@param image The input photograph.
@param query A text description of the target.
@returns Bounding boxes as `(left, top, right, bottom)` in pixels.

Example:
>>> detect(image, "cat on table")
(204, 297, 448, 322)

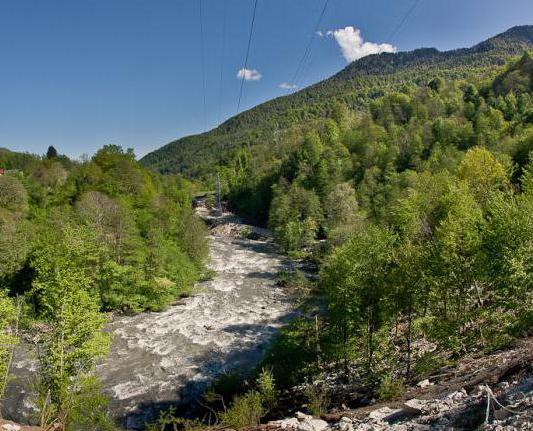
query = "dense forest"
(143, 50, 533, 429)
(141, 26, 533, 180)
(0, 145, 208, 429)
(229, 50, 533, 399)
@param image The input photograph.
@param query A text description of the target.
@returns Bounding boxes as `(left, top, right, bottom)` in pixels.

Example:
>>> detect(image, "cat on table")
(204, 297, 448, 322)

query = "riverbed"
(5, 211, 295, 429)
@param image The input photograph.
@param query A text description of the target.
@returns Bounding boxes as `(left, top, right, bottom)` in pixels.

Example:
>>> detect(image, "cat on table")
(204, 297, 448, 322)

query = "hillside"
(140, 25, 533, 178)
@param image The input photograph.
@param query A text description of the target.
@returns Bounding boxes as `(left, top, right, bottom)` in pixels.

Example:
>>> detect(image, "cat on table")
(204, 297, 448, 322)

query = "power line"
(217, 0, 228, 125)
(287, 0, 331, 92)
(199, 0, 208, 130)
(237, 0, 259, 114)
(386, 0, 422, 44)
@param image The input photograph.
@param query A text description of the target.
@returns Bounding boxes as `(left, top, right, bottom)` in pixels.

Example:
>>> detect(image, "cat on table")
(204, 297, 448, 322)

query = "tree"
(0, 210, 31, 281)
(0, 175, 28, 213)
(323, 182, 361, 245)
(31, 225, 110, 429)
(430, 183, 484, 350)
(46, 146, 58, 159)
(321, 226, 396, 370)
(458, 146, 509, 204)
(428, 77, 444, 92)
(0, 292, 19, 402)
(269, 183, 323, 253)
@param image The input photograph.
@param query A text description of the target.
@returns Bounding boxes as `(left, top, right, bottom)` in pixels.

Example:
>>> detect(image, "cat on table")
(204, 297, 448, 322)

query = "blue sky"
(1, 0, 533, 159)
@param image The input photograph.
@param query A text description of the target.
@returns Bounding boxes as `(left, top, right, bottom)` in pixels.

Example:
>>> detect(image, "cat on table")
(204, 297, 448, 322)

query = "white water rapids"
(5, 210, 296, 429)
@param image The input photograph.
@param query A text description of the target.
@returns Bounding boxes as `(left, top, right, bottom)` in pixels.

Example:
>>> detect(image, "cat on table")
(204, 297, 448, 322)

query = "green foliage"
(0, 175, 28, 212)
(376, 374, 405, 401)
(321, 226, 396, 369)
(147, 411, 204, 431)
(31, 225, 111, 426)
(305, 384, 329, 416)
(61, 376, 115, 431)
(184, 46, 533, 391)
(0, 145, 208, 314)
(141, 27, 533, 179)
(269, 183, 322, 253)
(0, 293, 18, 400)
(256, 367, 277, 412)
(221, 390, 264, 430)
(0, 144, 209, 428)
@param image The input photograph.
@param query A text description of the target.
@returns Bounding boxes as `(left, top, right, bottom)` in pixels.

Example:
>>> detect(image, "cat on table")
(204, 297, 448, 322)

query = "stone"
(447, 390, 467, 402)
(2, 425, 21, 431)
(402, 399, 425, 416)
(417, 379, 432, 388)
(296, 411, 312, 421)
(339, 423, 353, 431)
(296, 419, 329, 431)
(368, 407, 403, 422)
(269, 418, 299, 429)
(493, 407, 513, 421)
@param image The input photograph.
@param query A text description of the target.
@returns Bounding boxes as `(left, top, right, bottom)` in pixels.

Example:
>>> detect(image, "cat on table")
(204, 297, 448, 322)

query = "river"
(4, 208, 295, 429)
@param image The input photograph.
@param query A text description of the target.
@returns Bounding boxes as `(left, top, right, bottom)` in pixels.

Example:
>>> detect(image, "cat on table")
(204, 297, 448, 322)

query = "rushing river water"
(4, 211, 295, 429)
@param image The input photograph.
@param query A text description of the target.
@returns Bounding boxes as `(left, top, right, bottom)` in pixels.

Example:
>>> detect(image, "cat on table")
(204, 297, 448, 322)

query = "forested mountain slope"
(140, 25, 533, 178)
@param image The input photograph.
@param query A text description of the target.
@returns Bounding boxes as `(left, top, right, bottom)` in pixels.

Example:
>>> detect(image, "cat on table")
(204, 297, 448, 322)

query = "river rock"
(368, 406, 402, 422)
(416, 379, 431, 388)
(402, 399, 425, 416)
(296, 418, 329, 431)
(269, 418, 299, 429)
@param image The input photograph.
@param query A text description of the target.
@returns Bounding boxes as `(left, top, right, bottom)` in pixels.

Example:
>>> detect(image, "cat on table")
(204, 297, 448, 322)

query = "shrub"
(221, 390, 264, 430)
(376, 374, 404, 401)
(257, 367, 277, 412)
(413, 352, 449, 379)
(305, 384, 328, 416)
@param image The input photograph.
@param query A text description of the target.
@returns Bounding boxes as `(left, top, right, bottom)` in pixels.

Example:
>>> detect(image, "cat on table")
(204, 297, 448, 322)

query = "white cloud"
(316, 31, 324, 37)
(328, 26, 396, 63)
(279, 82, 297, 90)
(236, 68, 262, 81)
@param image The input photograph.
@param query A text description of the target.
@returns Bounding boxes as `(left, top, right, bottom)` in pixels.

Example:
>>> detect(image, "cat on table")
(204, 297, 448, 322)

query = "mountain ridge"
(140, 25, 533, 177)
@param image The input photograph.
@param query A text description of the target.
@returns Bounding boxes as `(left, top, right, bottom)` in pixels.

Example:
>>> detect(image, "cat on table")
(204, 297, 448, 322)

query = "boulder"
(416, 379, 432, 388)
(296, 418, 329, 431)
(269, 418, 299, 429)
(296, 412, 312, 421)
(367, 407, 402, 422)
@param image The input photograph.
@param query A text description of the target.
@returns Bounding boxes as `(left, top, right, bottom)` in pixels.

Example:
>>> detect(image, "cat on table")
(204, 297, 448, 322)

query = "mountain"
(140, 25, 533, 178)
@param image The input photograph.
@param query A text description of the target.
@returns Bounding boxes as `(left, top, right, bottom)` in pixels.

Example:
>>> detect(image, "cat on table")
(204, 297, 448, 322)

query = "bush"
(257, 367, 277, 412)
(413, 352, 449, 379)
(305, 384, 328, 416)
(376, 374, 404, 401)
(221, 390, 264, 430)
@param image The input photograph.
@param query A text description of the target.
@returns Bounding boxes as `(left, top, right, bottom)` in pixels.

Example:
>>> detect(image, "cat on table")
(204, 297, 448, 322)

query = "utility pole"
(216, 172, 222, 214)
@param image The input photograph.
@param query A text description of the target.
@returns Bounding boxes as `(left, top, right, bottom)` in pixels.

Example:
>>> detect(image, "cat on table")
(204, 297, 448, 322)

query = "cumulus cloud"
(279, 82, 297, 90)
(328, 26, 396, 63)
(236, 68, 262, 81)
